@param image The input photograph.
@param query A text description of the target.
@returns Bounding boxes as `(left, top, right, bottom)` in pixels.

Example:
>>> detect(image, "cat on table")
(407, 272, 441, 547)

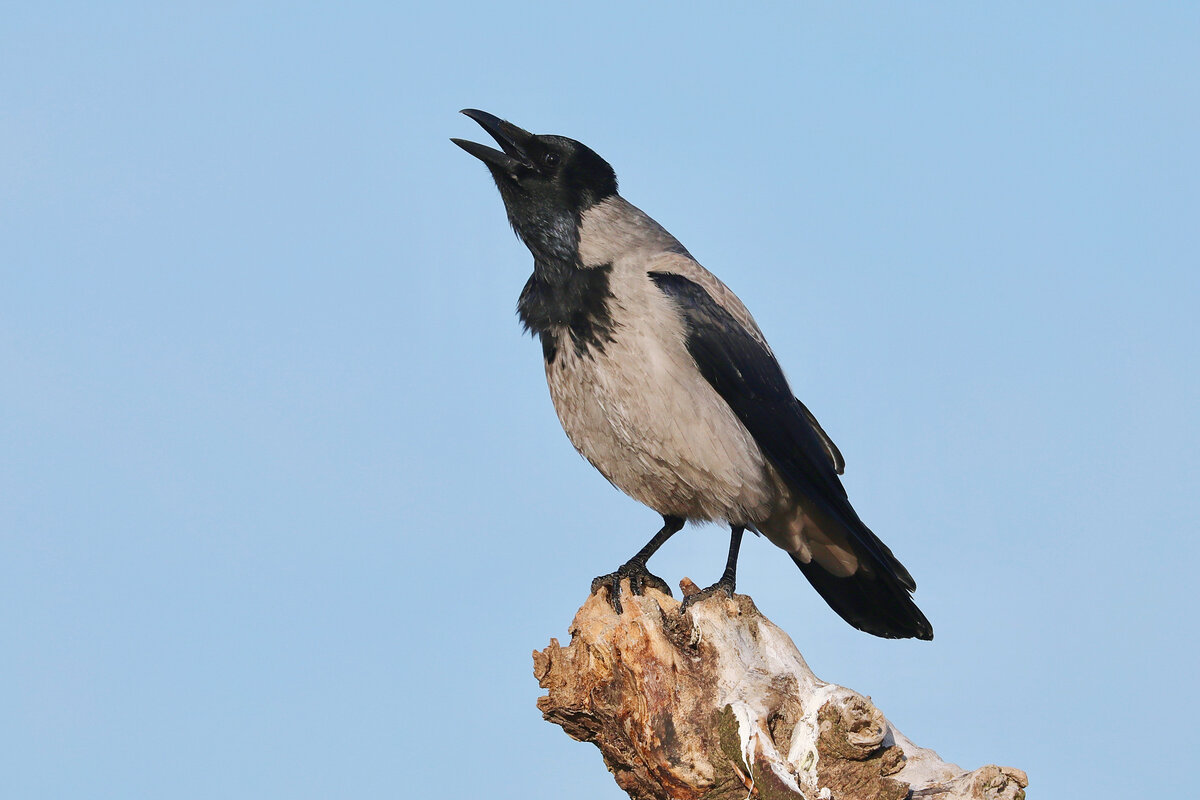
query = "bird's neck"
(508, 205, 580, 269)
(517, 259, 617, 362)
(577, 196, 689, 266)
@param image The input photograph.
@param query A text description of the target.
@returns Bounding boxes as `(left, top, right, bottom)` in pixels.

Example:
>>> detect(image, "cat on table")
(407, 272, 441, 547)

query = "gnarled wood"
(534, 580, 1026, 800)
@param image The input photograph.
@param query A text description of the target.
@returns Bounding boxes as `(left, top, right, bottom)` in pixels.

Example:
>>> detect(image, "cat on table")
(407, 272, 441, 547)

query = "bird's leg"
(681, 526, 745, 613)
(591, 515, 685, 613)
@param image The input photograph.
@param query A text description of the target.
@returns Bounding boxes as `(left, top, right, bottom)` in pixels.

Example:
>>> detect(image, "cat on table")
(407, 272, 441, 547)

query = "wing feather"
(648, 270, 916, 589)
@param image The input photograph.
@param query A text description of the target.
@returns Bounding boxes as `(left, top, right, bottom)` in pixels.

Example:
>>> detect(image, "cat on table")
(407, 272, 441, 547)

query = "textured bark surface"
(534, 579, 1026, 800)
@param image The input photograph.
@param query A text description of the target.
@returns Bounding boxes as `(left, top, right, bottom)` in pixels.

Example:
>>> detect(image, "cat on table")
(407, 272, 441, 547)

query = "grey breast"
(543, 197, 779, 524)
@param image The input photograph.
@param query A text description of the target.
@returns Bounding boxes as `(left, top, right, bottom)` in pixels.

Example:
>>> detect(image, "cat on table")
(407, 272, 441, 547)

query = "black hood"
(453, 109, 617, 264)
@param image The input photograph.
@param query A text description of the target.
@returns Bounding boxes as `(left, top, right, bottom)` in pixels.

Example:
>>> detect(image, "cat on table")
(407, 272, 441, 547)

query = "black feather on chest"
(518, 262, 617, 364)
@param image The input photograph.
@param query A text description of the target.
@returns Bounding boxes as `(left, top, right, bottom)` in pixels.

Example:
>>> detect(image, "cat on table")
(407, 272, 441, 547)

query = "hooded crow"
(453, 110, 932, 640)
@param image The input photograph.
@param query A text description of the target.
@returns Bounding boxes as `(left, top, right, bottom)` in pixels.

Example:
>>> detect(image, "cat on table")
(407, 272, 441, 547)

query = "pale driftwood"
(534, 579, 1026, 800)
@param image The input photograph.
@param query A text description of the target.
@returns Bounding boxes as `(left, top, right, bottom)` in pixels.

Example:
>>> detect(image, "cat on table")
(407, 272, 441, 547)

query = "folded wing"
(649, 270, 932, 639)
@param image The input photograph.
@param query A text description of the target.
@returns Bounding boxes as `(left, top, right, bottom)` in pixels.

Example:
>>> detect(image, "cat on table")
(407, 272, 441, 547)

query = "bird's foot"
(680, 576, 736, 614)
(591, 561, 673, 614)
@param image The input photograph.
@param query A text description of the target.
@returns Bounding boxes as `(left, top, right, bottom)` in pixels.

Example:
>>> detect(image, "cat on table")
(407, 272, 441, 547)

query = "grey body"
(553, 197, 854, 574)
(453, 109, 931, 639)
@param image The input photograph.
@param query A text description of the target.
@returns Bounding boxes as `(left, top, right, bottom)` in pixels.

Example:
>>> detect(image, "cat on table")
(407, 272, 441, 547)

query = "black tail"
(791, 554, 934, 640)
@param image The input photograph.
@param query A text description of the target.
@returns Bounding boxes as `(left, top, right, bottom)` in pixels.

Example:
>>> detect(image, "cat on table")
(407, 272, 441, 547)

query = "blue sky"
(2, 3, 1197, 798)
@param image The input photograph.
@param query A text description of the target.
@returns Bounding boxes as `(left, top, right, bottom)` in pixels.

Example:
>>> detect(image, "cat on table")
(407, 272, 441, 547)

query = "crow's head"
(453, 110, 617, 264)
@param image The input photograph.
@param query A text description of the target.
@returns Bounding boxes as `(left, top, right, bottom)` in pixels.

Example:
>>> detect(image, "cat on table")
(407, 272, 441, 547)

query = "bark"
(533, 579, 1026, 800)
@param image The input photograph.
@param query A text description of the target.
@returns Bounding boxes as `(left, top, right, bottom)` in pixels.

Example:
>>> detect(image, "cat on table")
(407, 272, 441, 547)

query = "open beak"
(451, 109, 537, 176)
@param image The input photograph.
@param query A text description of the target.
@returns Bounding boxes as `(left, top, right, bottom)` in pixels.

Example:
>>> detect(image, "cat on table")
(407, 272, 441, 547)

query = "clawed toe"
(629, 570, 672, 597)
(680, 578, 735, 613)
(591, 563, 673, 613)
(589, 572, 623, 610)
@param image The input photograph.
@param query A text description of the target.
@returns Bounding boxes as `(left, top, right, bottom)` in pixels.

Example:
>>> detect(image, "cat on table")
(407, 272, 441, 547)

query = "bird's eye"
(543, 152, 560, 168)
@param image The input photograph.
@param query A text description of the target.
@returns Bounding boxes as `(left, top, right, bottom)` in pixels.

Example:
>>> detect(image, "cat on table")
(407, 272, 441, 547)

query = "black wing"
(798, 398, 844, 475)
(650, 271, 931, 639)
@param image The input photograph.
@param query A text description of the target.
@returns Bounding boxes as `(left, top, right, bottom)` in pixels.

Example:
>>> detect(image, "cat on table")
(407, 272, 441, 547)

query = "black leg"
(591, 515, 685, 613)
(681, 526, 744, 613)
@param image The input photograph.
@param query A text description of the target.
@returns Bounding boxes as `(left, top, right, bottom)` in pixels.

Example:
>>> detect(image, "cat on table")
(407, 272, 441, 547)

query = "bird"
(452, 109, 932, 640)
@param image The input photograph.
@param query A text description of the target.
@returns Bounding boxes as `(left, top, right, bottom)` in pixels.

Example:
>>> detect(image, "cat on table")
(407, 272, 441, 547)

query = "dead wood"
(534, 580, 1026, 800)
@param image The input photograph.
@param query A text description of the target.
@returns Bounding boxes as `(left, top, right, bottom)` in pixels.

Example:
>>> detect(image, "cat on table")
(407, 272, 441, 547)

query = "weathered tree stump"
(534, 579, 1026, 800)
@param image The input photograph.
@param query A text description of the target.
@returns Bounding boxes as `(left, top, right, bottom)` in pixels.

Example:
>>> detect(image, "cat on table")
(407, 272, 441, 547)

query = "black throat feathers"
(518, 262, 617, 364)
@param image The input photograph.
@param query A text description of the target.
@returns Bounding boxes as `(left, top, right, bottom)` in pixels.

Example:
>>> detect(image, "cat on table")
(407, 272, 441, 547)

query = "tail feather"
(791, 554, 933, 640)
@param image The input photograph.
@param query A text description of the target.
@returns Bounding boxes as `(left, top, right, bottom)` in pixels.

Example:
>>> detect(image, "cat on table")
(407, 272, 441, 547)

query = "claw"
(680, 577, 736, 614)
(590, 573, 624, 613)
(629, 570, 672, 597)
(591, 562, 673, 613)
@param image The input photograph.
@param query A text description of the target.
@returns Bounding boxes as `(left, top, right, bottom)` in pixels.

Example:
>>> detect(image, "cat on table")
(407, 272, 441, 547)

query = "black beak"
(451, 109, 537, 176)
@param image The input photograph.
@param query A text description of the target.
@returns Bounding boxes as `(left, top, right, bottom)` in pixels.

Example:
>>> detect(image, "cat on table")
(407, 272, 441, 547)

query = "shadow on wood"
(534, 579, 1026, 800)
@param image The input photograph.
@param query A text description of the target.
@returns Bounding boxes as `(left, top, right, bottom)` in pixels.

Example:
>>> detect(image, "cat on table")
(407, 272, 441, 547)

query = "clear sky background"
(3, 3, 1197, 798)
